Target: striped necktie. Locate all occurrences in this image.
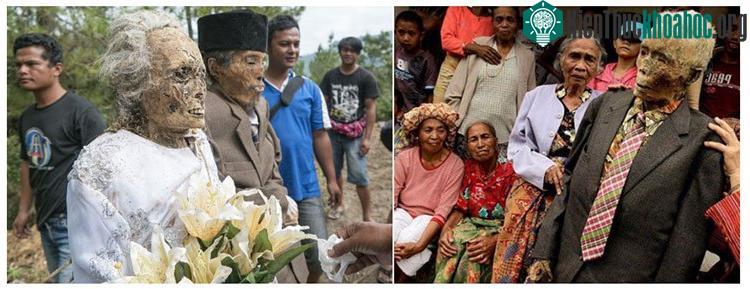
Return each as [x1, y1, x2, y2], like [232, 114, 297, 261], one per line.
[580, 111, 647, 261]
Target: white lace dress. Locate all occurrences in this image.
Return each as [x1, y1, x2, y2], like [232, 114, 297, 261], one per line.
[66, 129, 219, 283]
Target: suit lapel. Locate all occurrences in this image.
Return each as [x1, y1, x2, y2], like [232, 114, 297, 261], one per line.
[583, 92, 633, 199]
[215, 87, 262, 179]
[621, 101, 689, 196]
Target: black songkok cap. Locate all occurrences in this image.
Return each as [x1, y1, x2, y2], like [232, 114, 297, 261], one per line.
[198, 10, 267, 53]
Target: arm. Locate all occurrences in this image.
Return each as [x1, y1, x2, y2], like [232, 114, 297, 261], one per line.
[313, 129, 342, 206]
[393, 150, 407, 209]
[440, 7, 467, 56]
[13, 161, 33, 238]
[444, 57, 470, 108]
[507, 90, 556, 189]
[360, 98, 377, 155]
[394, 220, 442, 260]
[437, 209, 464, 257]
[262, 124, 290, 213]
[78, 106, 106, 145]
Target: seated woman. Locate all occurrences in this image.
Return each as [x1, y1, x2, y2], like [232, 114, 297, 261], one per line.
[434, 121, 516, 283]
[588, 21, 641, 93]
[393, 103, 464, 281]
[491, 36, 605, 283]
[66, 11, 219, 282]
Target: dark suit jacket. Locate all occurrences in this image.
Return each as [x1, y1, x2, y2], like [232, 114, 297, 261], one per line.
[531, 90, 725, 282]
[204, 86, 289, 212]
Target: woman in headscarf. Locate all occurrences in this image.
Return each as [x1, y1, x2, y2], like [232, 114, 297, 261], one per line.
[491, 36, 606, 283]
[434, 121, 515, 283]
[393, 103, 464, 281]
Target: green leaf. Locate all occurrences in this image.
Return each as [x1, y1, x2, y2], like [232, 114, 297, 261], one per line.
[241, 272, 257, 283]
[253, 269, 269, 283]
[210, 237, 226, 259]
[224, 222, 241, 239]
[259, 243, 315, 283]
[220, 256, 243, 283]
[252, 229, 271, 253]
[173, 261, 192, 283]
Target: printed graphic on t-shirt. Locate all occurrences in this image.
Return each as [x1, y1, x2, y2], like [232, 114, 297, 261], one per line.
[330, 84, 360, 122]
[704, 71, 739, 92]
[25, 127, 53, 170]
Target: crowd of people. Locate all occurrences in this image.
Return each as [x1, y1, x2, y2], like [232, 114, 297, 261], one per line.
[393, 6, 740, 283]
[11, 9, 388, 283]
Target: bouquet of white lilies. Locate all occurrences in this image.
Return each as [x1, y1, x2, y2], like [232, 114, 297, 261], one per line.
[119, 173, 315, 283]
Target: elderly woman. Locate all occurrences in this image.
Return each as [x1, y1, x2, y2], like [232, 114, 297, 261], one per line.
[393, 103, 464, 281]
[490, 36, 605, 283]
[433, 121, 516, 283]
[445, 7, 536, 157]
[66, 11, 218, 282]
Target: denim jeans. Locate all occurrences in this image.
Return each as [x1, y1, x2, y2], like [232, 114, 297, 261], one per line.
[39, 213, 73, 283]
[329, 131, 369, 186]
[297, 197, 328, 275]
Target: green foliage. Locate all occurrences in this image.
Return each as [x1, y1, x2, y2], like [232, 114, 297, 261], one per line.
[299, 31, 393, 121]
[7, 134, 21, 229]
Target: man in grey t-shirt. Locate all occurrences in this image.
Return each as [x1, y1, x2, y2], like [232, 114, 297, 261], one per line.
[12, 33, 105, 283]
[320, 36, 379, 222]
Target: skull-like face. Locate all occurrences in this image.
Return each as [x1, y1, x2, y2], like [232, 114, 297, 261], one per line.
[212, 50, 266, 108]
[633, 12, 714, 107]
[143, 27, 207, 133]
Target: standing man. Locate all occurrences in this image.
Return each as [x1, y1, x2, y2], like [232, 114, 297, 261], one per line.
[320, 36, 379, 222]
[528, 11, 725, 282]
[198, 10, 292, 218]
[262, 15, 342, 283]
[12, 33, 106, 283]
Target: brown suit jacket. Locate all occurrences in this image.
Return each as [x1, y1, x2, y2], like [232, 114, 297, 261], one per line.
[204, 86, 289, 212]
[531, 90, 725, 282]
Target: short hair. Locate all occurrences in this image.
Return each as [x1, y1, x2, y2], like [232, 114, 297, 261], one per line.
[100, 10, 182, 132]
[463, 120, 497, 140]
[13, 33, 64, 66]
[338, 37, 363, 54]
[554, 35, 608, 74]
[268, 15, 299, 40]
[396, 10, 424, 32]
[492, 6, 522, 25]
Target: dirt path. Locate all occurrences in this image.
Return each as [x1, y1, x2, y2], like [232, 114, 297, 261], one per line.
[318, 124, 393, 283]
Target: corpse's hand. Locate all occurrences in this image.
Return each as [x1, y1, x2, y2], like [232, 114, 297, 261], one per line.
[466, 234, 498, 264]
[328, 222, 392, 274]
[525, 259, 553, 283]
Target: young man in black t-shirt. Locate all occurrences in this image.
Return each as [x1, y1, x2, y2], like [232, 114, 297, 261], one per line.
[320, 37, 379, 222]
[12, 33, 105, 283]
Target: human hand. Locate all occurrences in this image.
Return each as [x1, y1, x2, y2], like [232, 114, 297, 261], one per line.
[394, 242, 423, 261]
[723, 117, 740, 138]
[525, 259, 553, 283]
[359, 138, 371, 156]
[328, 222, 392, 274]
[465, 43, 503, 65]
[466, 234, 498, 264]
[327, 181, 343, 208]
[438, 229, 458, 257]
[705, 117, 740, 190]
[13, 211, 31, 239]
[544, 164, 564, 195]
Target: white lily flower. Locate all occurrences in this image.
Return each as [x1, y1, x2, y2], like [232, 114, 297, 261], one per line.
[178, 173, 243, 242]
[184, 237, 232, 283]
[119, 227, 187, 283]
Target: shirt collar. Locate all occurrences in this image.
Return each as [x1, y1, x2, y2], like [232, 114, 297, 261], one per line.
[263, 70, 297, 92]
[625, 97, 682, 136]
[555, 85, 593, 104]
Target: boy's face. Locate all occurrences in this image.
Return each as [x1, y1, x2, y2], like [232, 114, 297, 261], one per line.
[339, 46, 359, 65]
[14, 45, 61, 92]
[396, 20, 421, 52]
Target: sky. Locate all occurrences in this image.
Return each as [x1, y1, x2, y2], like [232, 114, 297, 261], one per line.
[297, 6, 393, 55]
